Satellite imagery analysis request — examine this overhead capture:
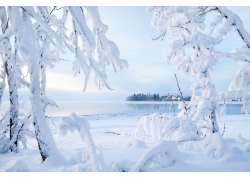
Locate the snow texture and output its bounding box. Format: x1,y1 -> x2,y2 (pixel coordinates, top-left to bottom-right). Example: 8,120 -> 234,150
130,140 -> 183,171
0,160 -> 30,172
185,132 -> 228,158
133,113 -> 200,143
58,112 -> 105,171
125,139 -> 147,148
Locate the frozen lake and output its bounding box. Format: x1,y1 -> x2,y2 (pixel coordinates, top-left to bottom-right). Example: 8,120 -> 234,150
0,101 -> 246,116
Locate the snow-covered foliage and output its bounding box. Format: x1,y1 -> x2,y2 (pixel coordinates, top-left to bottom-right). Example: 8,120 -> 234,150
50,6 -> 129,91
133,113 -> 201,143
184,132 -> 228,158
147,6 -> 250,134
0,6 -> 127,162
58,112 -> 106,171
130,140 -> 183,171
0,105 -> 35,153
147,6 -> 222,134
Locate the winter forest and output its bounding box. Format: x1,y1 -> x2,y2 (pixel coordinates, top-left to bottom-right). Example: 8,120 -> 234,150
1,5 -> 250,175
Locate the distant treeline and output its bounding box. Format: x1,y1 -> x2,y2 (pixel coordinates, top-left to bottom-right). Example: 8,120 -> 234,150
126,93 -> 191,101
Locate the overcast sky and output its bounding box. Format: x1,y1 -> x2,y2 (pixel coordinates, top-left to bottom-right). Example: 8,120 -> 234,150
2,5 -> 250,102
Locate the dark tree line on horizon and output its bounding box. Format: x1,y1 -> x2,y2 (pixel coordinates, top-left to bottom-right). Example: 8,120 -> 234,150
126,93 -> 191,101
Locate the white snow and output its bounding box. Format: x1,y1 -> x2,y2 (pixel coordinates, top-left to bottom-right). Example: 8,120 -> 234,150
0,160 -> 30,172
0,111 -> 250,172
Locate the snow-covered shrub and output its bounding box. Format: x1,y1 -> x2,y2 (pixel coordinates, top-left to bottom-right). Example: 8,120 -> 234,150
0,109 -> 35,153
57,112 -> 106,172
130,140 -> 183,172
185,132 -> 228,158
133,114 -> 153,139
202,132 -> 228,158
125,139 -> 147,148
0,160 -> 30,172
147,6 -> 250,134
133,113 -> 201,143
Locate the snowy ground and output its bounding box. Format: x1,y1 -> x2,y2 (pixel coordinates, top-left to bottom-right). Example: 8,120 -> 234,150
0,113 -> 250,173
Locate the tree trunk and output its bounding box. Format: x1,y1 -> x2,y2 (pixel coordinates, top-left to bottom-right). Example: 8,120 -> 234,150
4,56 -> 19,153
209,110 -> 219,133
29,52 -> 59,162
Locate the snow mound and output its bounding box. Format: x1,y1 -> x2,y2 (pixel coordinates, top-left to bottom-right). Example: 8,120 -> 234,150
59,148 -> 106,172
243,142 -> 250,152
202,133 -> 228,158
110,159 -> 134,172
70,150 -> 90,165
230,146 -> 243,154
177,132 -> 201,143
0,160 -> 30,172
185,132 -> 228,158
130,140 -> 183,171
125,139 -> 147,148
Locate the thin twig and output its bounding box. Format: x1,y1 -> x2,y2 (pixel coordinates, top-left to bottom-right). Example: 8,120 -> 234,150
174,73 -> 188,116
222,123 -> 226,136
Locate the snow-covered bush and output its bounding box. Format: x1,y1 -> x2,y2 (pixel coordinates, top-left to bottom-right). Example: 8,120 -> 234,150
57,112 -> 106,172
130,140 -> 183,171
184,132 -> 228,158
0,108 -> 35,153
133,113 -> 201,143
147,6 -> 250,135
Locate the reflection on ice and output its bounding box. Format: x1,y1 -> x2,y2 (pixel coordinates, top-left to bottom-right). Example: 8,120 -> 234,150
0,101 -> 246,117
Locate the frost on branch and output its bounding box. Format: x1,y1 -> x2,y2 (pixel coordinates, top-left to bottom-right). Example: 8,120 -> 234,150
0,106 -> 35,153
57,112 -> 106,172
147,6 -> 221,134
64,6 -> 128,91
0,110 -> 9,152
130,140 -> 183,171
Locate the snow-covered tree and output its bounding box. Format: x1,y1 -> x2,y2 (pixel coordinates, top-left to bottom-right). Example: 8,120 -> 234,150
0,6 -> 127,163
147,6 -> 250,135
0,6 -> 30,153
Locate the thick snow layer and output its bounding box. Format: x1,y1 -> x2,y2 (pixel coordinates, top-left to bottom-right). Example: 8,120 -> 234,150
0,113 -> 250,172
0,160 -> 30,172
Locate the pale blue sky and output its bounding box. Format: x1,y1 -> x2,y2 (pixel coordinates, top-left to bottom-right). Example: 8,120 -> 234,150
2,6 -> 250,102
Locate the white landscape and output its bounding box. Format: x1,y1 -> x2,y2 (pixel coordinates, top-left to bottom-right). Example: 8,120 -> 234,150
1,4 -> 250,176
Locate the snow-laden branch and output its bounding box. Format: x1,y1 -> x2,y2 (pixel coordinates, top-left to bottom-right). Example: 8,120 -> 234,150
130,140 -> 183,171
58,112 -> 105,172
20,6 -> 63,48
